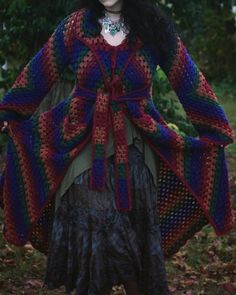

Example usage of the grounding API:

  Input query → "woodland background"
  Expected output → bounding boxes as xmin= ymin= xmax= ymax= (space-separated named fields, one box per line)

xmin=0 ymin=0 xmax=236 ymax=294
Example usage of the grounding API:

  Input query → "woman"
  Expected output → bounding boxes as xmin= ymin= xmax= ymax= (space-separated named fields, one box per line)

xmin=0 ymin=0 xmax=234 ymax=295
xmin=44 ymin=1 xmax=169 ymax=294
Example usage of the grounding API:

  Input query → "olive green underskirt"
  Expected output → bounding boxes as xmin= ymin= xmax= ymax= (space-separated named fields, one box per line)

xmin=54 ymin=116 xmax=159 ymax=211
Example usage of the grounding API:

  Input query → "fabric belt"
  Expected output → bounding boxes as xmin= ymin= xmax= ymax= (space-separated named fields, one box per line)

xmin=73 ymin=78 xmax=151 ymax=211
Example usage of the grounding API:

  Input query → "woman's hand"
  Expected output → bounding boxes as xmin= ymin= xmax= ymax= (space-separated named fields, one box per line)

xmin=1 ymin=121 xmax=9 ymax=133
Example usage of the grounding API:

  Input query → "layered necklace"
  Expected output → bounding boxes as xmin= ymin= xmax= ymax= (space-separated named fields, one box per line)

xmin=99 ymin=8 xmax=129 ymax=37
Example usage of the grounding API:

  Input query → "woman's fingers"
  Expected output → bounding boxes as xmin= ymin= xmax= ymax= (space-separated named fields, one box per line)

xmin=1 ymin=121 xmax=9 ymax=132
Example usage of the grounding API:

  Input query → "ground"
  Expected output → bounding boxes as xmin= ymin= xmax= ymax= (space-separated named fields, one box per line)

xmin=0 ymin=85 xmax=235 ymax=295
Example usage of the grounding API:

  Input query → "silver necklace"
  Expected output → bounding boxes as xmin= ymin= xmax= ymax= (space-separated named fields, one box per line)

xmin=99 ymin=12 xmax=128 ymax=37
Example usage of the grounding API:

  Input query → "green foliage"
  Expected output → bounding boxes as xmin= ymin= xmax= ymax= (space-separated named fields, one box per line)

xmin=152 ymin=67 xmax=197 ymax=137
xmin=0 ymin=0 xmax=78 ymax=89
xmin=161 ymin=0 xmax=236 ymax=82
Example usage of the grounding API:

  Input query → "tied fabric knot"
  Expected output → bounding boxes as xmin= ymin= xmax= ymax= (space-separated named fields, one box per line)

xmin=102 ymin=74 xmax=124 ymax=99
xmin=110 ymin=74 xmax=124 ymax=97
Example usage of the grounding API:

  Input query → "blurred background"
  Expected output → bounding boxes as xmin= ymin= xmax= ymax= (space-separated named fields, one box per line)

xmin=0 ymin=1 xmax=236 ymax=294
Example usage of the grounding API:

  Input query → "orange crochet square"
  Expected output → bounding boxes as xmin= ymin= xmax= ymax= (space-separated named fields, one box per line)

xmin=94 ymin=126 xmax=106 ymax=144
xmin=113 ymin=111 xmax=124 ymax=131
xmin=96 ymin=93 xmax=109 ymax=112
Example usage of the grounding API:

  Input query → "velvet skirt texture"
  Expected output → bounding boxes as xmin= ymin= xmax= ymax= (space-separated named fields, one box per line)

xmin=43 ymin=144 xmax=169 ymax=295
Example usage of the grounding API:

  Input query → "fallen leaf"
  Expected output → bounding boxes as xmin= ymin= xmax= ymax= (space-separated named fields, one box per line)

xmin=168 ymin=286 xmax=177 ymax=292
xmin=3 ymin=258 xmax=16 ymax=266
xmin=185 ymin=279 xmax=195 ymax=286
xmin=25 ymin=279 xmax=43 ymax=288
xmin=219 ymin=282 xmax=236 ymax=293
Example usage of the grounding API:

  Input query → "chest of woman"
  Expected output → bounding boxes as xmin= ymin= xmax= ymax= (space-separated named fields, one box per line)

xmin=68 ymin=35 xmax=158 ymax=97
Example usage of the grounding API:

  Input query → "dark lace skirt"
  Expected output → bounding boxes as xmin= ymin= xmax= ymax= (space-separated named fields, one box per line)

xmin=43 ymin=144 xmax=169 ymax=295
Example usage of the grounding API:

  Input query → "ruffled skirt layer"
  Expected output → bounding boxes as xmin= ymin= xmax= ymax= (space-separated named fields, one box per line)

xmin=43 ymin=144 xmax=168 ymax=295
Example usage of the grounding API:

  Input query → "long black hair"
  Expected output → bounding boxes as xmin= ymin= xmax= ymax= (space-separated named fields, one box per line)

xmin=76 ymin=0 xmax=177 ymax=59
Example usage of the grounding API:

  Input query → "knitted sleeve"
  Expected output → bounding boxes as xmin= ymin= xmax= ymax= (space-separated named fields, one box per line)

xmin=158 ymin=29 xmax=235 ymax=147
xmin=0 ymin=12 xmax=77 ymax=130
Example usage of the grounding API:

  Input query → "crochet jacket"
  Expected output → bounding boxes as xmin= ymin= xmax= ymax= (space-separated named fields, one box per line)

xmin=0 ymin=7 xmax=234 ymax=258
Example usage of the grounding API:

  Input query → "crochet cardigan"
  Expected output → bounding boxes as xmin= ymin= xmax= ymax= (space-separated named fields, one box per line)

xmin=0 ymin=7 xmax=234 ymax=258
